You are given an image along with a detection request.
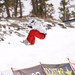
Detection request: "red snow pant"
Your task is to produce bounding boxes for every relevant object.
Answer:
[27,30,45,45]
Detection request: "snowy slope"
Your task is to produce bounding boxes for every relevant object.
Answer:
[0,22,75,75]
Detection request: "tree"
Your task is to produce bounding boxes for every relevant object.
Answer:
[18,0,23,18]
[71,11,75,18]
[46,3,55,18]
[11,0,23,17]
[3,0,15,17]
[68,0,75,19]
[13,0,18,17]
[31,0,49,18]
[1,0,23,18]
[65,7,71,20]
[59,0,71,20]
[31,0,37,16]
[0,2,4,13]
[4,0,11,17]
[59,0,75,20]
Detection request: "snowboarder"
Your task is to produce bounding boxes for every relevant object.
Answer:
[23,19,47,45]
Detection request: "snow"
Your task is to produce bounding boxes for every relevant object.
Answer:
[0,25,75,75]
[71,22,75,26]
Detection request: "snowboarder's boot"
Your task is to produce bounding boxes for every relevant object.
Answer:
[23,39,31,45]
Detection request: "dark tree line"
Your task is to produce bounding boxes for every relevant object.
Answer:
[31,0,55,18]
[59,0,75,21]
[0,0,23,18]
[0,0,55,18]
[0,0,75,20]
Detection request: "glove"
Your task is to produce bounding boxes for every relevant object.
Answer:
[40,33,47,38]
[28,26,32,28]
[43,33,47,37]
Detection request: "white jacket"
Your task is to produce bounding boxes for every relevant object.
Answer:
[29,20,46,34]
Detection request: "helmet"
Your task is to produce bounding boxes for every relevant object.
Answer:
[29,19,35,25]
[29,19,37,26]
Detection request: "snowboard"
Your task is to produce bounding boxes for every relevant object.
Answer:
[20,40,31,45]
[20,41,27,45]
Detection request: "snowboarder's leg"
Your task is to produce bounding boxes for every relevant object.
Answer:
[34,30,45,39]
[27,30,45,45]
[27,30,35,45]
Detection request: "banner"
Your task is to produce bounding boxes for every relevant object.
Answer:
[68,58,75,73]
[12,65,46,75]
[42,63,75,75]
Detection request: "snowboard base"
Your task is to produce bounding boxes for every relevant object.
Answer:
[20,41,27,45]
[20,41,31,45]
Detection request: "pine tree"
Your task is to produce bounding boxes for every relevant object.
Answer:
[31,0,37,16]
[3,0,15,17]
[71,11,75,18]
[46,3,55,18]
[31,0,48,18]
[66,7,71,19]
[13,0,19,17]
[0,1,4,13]
[31,0,54,19]
[18,0,23,18]
[1,0,23,18]
[4,0,11,17]
[38,0,48,18]
[68,0,75,19]
[11,0,23,17]
[59,0,71,20]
